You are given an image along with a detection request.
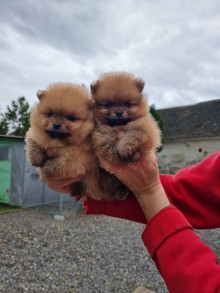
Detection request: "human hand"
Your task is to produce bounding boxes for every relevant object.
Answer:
[39,169,82,195]
[98,157,161,197]
[98,156,170,221]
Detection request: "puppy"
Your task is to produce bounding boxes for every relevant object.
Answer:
[26,82,97,198]
[91,71,161,169]
[25,82,127,200]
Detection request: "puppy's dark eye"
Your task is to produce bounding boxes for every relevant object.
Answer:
[46,112,53,117]
[124,102,131,107]
[66,115,76,122]
[105,102,113,108]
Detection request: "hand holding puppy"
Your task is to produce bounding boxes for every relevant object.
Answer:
[98,156,170,221]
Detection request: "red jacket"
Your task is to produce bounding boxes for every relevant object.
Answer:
[84,152,220,292]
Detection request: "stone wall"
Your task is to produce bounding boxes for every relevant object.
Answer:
[157,137,220,174]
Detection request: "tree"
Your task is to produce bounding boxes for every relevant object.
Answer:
[150,104,164,152]
[0,97,31,136]
[0,112,9,134]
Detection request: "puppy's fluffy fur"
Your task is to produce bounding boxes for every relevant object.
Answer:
[25,82,127,200]
[91,71,161,171]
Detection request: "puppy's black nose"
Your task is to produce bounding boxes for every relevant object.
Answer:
[53,122,61,130]
[115,110,123,117]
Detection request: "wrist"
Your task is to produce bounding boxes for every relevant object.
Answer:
[135,184,170,221]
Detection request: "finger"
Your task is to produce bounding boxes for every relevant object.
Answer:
[98,156,125,174]
[49,176,81,183]
[43,178,75,194]
[98,157,114,172]
[56,178,80,187]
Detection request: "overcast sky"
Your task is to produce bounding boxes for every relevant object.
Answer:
[0,0,220,112]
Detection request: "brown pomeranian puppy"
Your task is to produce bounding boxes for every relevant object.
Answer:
[91,71,161,169]
[25,82,127,200]
[25,82,96,198]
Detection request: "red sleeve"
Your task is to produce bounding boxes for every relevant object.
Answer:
[83,194,146,224]
[142,206,220,293]
[84,152,220,228]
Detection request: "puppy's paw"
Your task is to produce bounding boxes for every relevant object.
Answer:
[118,146,139,162]
[40,160,60,177]
[26,138,47,167]
[29,152,47,167]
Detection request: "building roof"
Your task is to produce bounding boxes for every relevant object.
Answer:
[0,134,24,140]
[158,99,220,140]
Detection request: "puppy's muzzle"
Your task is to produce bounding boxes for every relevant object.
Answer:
[45,125,71,139]
[105,117,132,127]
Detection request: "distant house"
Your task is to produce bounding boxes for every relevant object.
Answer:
[157,99,220,173]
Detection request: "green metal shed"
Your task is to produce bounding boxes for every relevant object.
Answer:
[0,135,79,209]
[0,135,22,203]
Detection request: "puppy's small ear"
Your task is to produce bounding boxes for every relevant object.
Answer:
[135,78,145,92]
[36,90,46,100]
[90,80,100,95]
[88,99,94,110]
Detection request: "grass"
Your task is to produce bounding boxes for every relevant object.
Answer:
[0,203,21,215]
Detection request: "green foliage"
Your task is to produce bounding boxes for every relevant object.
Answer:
[0,97,31,136]
[150,104,164,152]
[0,112,9,134]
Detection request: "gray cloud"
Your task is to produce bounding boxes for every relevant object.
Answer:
[0,0,220,111]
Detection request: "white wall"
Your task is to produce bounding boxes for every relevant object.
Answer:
[157,137,220,174]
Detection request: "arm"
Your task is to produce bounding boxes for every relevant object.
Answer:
[40,150,220,291]
[99,156,220,293]
[84,193,146,224]
[142,205,220,293]
[85,152,220,228]
[84,158,170,223]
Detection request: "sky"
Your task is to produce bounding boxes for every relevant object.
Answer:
[0,0,220,112]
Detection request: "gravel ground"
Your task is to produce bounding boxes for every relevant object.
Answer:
[0,208,219,293]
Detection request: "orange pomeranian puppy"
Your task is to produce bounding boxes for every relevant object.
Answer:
[25,82,96,197]
[91,71,161,170]
[25,82,127,200]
